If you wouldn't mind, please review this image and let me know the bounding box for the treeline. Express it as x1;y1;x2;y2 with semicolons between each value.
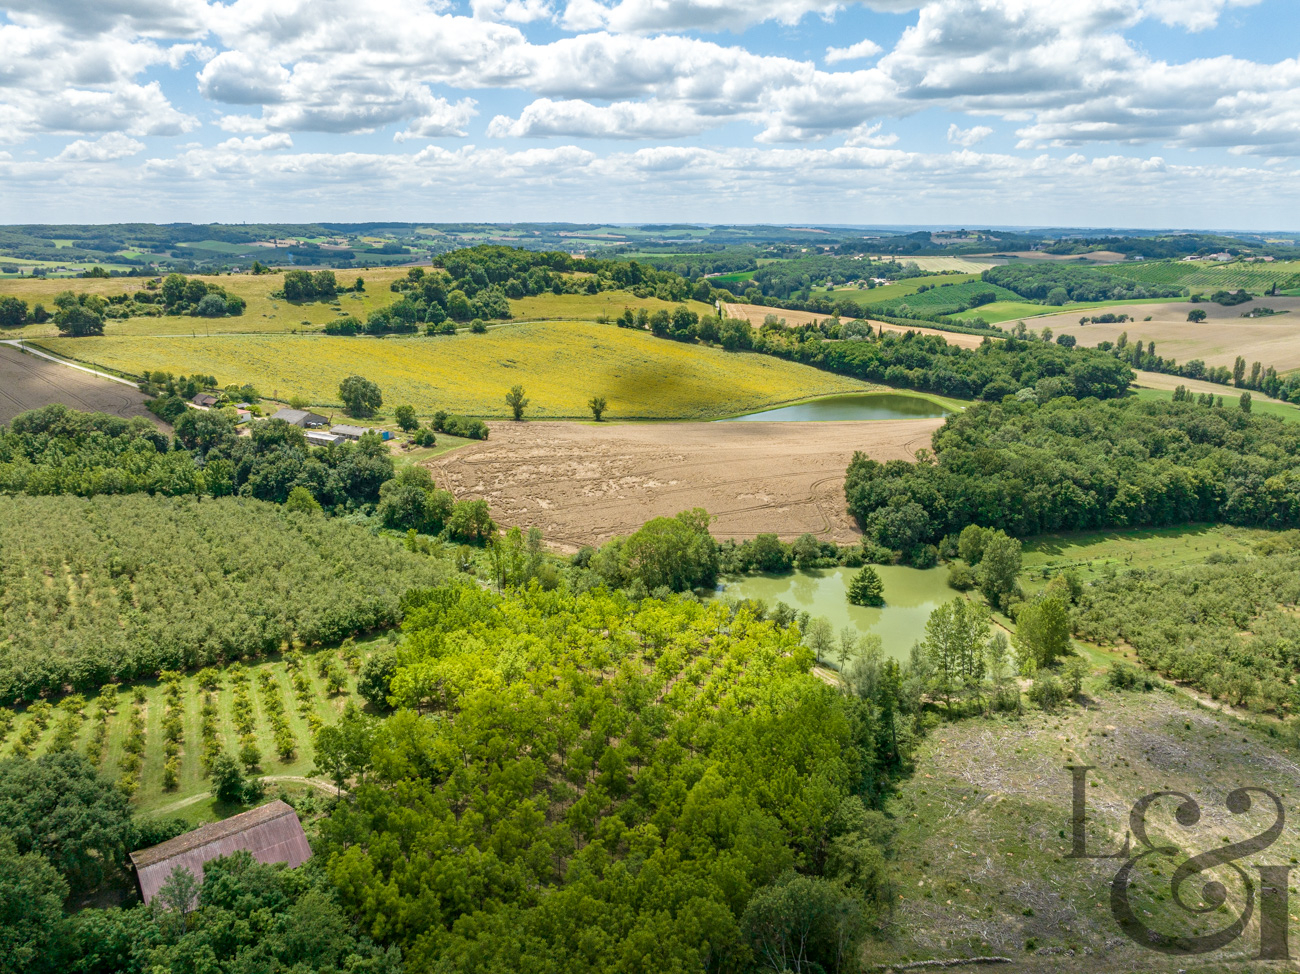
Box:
0;493;450;703
637;248;761;278
983;263;1184;303
749;254;923;300
712;319;1133;401
845;396;1300;546
1073;537;1300;713
0;404;392;512
317;583;900;973
1041;232;1273;259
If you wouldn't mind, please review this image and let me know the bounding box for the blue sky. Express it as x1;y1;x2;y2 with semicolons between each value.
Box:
2;0;1299;228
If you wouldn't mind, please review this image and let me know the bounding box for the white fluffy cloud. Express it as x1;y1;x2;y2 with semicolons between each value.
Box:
395;98;480;140
1;0;1298;222
7;139;1296;231
947;123;991;146
54;132;146;161
825;39;883;64
473;0;554;21
1143;0;1262;31
3;0;210;38
487;98;708;138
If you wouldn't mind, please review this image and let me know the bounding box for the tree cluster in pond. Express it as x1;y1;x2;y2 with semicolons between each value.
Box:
846;397;1300;544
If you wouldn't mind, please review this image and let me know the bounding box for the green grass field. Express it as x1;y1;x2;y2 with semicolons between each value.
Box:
2;636;389;821
1019;523;1273;587
865;281;1021;316
1133;386;1300;422
34;320;873;419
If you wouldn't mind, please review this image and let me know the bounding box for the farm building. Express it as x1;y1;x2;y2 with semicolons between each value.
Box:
191;393;219;408
331;424;392;441
270;407;328;427
129;800;311;907
305;430;344;447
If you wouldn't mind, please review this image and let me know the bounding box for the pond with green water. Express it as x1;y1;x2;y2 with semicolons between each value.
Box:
716;565;953;662
723;392;951;422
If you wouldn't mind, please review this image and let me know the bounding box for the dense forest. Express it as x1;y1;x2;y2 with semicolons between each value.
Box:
0;404;393;511
982;263;1185;303
0;493;449;703
315;584;899;973
1073;539;1300;713
845;396;1300;546
0;403;484;524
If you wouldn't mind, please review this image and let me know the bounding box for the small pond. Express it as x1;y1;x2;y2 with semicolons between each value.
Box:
723;392;951;422
715;565;953;662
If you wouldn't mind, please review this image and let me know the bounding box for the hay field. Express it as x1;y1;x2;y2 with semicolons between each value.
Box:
1032;296;1300;371
427;417;943;549
721;303;990;349
510;292;714;320
887;256;1002;272
0;267;414;339
0;270;715;339
0;344;160;425
34;321;873;419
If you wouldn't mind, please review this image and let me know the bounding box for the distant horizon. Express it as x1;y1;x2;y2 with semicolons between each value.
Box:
2;221;1298;237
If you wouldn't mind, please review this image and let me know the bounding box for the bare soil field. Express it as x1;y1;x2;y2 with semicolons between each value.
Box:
886;256;1001;272
1035;295;1300;371
0;344;159;425
426;418;944;550
721;303;990;349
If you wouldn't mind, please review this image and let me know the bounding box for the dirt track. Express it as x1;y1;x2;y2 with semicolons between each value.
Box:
0;344;159;425
426;418;943;550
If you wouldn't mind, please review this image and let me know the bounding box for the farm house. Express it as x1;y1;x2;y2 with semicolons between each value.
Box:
270;407;328;427
129;800;311;907
331;424;391;440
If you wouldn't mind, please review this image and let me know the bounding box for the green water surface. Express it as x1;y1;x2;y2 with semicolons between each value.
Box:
723;393;950;422
717;565;953;662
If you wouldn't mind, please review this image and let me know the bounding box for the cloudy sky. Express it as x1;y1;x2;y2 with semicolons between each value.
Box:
2;0;1298;228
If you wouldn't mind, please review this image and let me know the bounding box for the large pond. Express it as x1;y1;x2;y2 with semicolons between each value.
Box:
723;392;951;422
715;565;953;662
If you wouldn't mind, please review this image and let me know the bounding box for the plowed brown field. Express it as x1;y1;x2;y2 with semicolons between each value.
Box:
0;344;158;425
426;418;943;550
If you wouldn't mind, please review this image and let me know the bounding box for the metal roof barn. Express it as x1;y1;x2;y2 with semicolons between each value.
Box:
129;800;311;906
